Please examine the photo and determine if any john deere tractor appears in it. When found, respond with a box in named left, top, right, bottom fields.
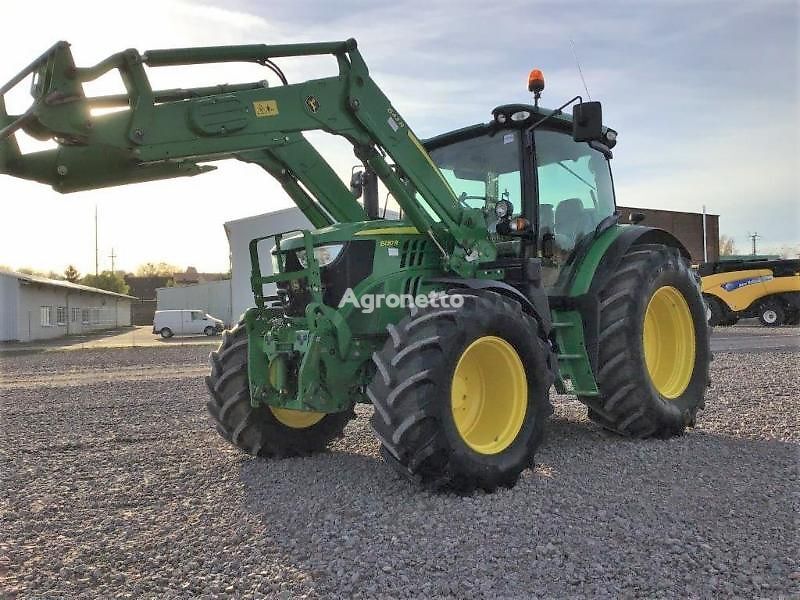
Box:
left=0, top=40, right=710, bottom=492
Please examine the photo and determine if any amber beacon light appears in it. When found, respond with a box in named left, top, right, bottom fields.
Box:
left=528, top=69, right=545, bottom=107
left=528, top=69, right=545, bottom=93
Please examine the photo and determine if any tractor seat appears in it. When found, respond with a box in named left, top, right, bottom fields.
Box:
left=555, top=198, right=591, bottom=246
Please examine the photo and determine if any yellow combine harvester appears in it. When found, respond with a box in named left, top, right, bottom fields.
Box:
left=700, top=258, right=800, bottom=326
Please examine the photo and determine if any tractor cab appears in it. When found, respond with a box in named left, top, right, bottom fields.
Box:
left=425, top=88, right=617, bottom=291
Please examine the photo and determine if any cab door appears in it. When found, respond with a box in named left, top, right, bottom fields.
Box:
left=186, top=310, right=205, bottom=334
left=533, top=129, right=617, bottom=291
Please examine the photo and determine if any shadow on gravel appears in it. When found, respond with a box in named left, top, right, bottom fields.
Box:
left=238, top=413, right=798, bottom=598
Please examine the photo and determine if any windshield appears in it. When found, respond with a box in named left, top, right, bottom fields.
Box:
left=428, top=130, right=522, bottom=216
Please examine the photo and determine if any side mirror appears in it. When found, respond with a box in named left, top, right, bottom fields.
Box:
left=572, top=101, right=603, bottom=142
left=630, top=211, right=645, bottom=224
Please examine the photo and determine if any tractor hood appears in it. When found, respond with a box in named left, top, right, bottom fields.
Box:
left=277, top=220, right=422, bottom=251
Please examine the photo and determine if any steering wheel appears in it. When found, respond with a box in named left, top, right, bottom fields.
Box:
left=457, top=193, right=490, bottom=210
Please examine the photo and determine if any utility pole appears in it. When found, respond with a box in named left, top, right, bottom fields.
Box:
left=109, top=248, right=117, bottom=274
left=702, top=205, right=708, bottom=262
left=749, top=232, right=760, bottom=256
left=94, top=205, right=99, bottom=276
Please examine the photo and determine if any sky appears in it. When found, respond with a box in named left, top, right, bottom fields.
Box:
left=0, top=0, right=797, bottom=275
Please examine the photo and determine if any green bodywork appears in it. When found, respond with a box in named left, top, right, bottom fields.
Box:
left=0, top=39, right=635, bottom=414
left=550, top=225, right=626, bottom=396
left=244, top=222, right=445, bottom=411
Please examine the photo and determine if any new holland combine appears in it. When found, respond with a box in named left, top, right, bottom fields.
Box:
left=700, top=258, right=800, bottom=326
left=0, top=40, right=710, bottom=491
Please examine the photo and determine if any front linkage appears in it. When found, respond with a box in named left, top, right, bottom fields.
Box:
left=244, top=230, right=376, bottom=414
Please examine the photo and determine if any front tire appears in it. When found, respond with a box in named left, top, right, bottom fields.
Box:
left=205, top=323, right=352, bottom=457
left=204, top=326, right=216, bottom=336
left=368, top=290, right=554, bottom=493
left=758, top=299, right=784, bottom=327
left=581, top=244, right=710, bottom=437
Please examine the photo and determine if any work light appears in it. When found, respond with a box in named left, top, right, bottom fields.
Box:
left=296, top=244, right=344, bottom=268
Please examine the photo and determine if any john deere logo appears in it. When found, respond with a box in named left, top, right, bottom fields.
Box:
left=305, top=96, right=320, bottom=113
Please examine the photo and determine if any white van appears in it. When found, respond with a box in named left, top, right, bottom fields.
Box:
left=153, top=310, right=224, bottom=338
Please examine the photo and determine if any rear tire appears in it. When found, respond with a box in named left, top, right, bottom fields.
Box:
left=160, top=327, right=173, bottom=338
left=206, top=323, right=352, bottom=457
left=581, top=244, right=710, bottom=437
left=758, top=299, right=784, bottom=327
left=368, top=290, right=554, bottom=493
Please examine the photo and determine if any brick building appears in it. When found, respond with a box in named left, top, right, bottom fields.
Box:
left=617, top=206, right=719, bottom=264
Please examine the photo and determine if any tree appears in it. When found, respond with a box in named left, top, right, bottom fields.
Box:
left=719, top=235, right=737, bottom=257
left=81, top=271, right=131, bottom=295
left=136, top=262, right=180, bottom=277
left=64, top=265, right=80, bottom=283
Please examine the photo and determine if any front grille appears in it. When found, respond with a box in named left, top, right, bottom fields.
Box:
left=400, top=239, right=432, bottom=268
left=277, top=240, right=375, bottom=316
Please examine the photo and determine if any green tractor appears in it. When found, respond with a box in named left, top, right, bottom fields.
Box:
left=0, top=40, right=710, bottom=492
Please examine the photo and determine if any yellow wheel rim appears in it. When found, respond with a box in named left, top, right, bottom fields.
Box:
left=450, top=336, right=527, bottom=455
left=270, top=407, right=325, bottom=429
left=642, top=286, right=696, bottom=399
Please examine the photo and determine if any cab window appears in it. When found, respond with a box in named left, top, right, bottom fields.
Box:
left=535, top=129, right=615, bottom=288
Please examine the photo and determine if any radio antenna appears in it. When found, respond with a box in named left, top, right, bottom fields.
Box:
left=570, top=39, right=591, bottom=101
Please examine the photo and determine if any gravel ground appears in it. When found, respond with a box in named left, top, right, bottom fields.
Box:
left=1, top=333, right=798, bottom=599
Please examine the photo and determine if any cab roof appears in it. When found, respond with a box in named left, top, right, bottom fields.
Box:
left=423, top=103, right=613, bottom=151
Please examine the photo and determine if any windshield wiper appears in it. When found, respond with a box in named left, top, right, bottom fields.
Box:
left=555, top=162, right=596, bottom=192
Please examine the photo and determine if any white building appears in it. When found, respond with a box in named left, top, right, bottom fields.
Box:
left=0, top=271, right=136, bottom=342
left=221, top=207, right=398, bottom=322
left=156, top=280, right=233, bottom=327
left=224, top=207, right=311, bottom=322
left=153, top=208, right=309, bottom=326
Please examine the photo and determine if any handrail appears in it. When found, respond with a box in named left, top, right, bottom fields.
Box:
left=0, top=40, right=66, bottom=96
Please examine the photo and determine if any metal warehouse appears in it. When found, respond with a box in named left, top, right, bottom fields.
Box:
left=0, top=271, right=136, bottom=342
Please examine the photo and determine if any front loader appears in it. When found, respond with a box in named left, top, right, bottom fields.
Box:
left=0, top=40, right=710, bottom=492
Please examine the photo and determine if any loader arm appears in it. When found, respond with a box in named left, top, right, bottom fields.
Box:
left=0, top=39, right=496, bottom=274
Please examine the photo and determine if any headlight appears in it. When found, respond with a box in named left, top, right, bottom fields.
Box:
left=495, top=199, right=514, bottom=219
left=296, top=244, right=344, bottom=268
